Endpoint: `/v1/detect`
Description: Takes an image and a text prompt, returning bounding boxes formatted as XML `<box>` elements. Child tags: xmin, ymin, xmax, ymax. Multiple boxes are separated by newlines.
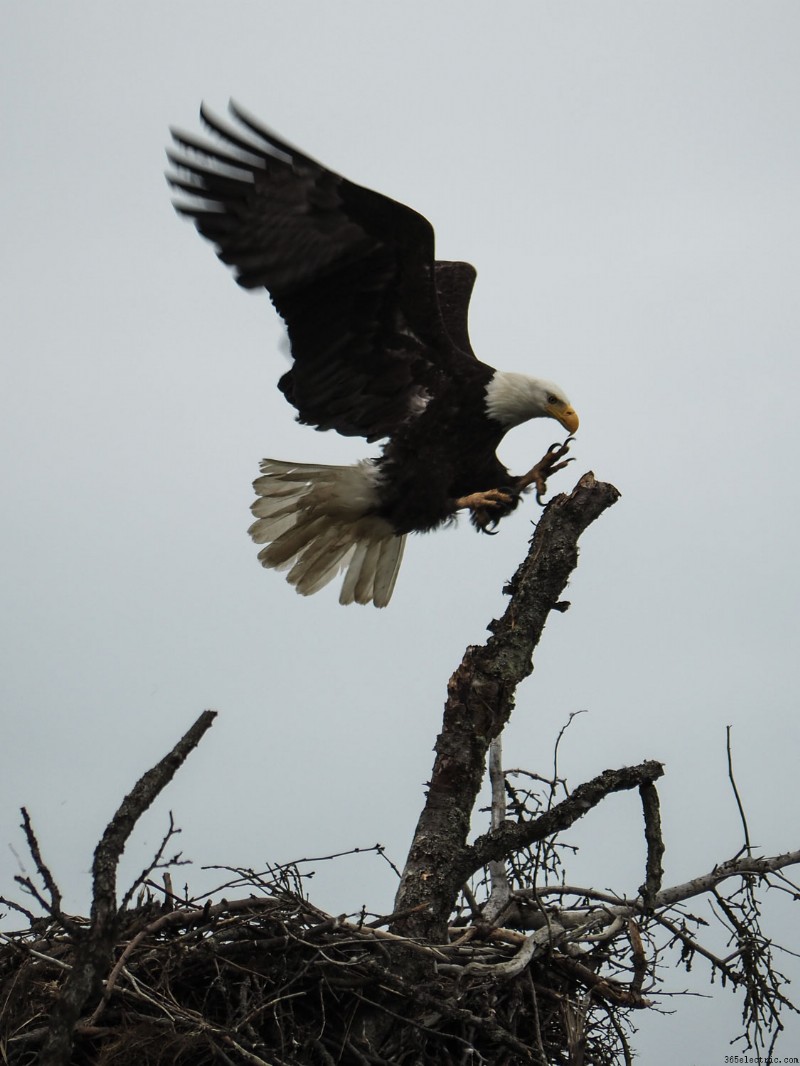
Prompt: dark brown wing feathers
<box><xmin>168</xmin><ymin>102</ymin><xmax>482</xmax><ymax>440</ymax></box>
<box><xmin>433</xmin><ymin>262</ymin><xmax>477</xmax><ymax>357</ymax></box>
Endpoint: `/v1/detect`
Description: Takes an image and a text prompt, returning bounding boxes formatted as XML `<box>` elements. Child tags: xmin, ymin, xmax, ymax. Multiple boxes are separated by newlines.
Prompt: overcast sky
<box><xmin>3</xmin><ymin>3</ymin><xmax>800</xmax><ymax>1060</ymax></box>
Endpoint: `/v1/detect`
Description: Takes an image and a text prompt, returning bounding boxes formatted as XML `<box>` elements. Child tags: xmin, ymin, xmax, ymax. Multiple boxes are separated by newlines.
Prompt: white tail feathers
<box><xmin>248</xmin><ymin>459</ymin><xmax>406</xmax><ymax>607</ymax></box>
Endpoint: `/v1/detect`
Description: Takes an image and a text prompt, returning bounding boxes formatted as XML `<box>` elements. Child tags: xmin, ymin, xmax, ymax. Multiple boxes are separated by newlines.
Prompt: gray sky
<box><xmin>3</xmin><ymin>2</ymin><xmax>800</xmax><ymax>1059</ymax></box>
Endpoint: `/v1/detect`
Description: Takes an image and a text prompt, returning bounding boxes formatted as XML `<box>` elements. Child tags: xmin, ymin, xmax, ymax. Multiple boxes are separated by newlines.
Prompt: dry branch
<box><xmin>392</xmin><ymin>472</ymin><xmax>620</xmax><ymax>940</ymax></box>
<box><xmin>638</xmin><ymin>782</ymin><xmax>665</xmax><ymax>911</ymax></box>
<box><xmin>509</xmin><ymin>850</ymin><xmax>800</xmax><ymax>930</ymax></box>
<box><xmin>468</xmin><ymin>760</ymin><xmax>664</xmax><ymax>876</ymax></box>
<box><xmin>35</xmin><ymin>710</ymin><xmax>216</xmax><ymax>1066</ymax></box>
<box><xmin>655</xmin><ymin>851</ymin><xmax>800</xmax><ymax>909</ymax></box>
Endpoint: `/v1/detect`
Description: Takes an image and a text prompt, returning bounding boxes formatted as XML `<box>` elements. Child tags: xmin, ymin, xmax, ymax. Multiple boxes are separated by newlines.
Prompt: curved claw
<box><xmin>549</xmin><ymin>435</ymin><xmax>576</xmax><ymax>453</ymax></box>
<box><xmin>518</xmin><ymin>436</ymin><xmax>578</xmax><ymax>504</ymax></box>
<box><xmin>457</xmin><ymin>487</ymin><xmax>521</xmax><ymax>534</ymax></box>
<box><xmin>535</xmin><ymin>457</ymin><xmax>576</xmax><ymax>503</ymax></box>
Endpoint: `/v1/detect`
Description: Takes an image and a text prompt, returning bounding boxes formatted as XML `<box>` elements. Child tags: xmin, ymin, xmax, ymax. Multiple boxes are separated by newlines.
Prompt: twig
<box><xmin>727</xmin><ymin>726</ymin><xmax>752</xmax><ymax>856</ymax></box>
<box><xmin>17</xmin><ymin>809</ymin><xmax>64</xmax><ymax>920</ymax></box>
<box><xmin>649</xmin><ymin>910</ymin><xmax>740</xmax><ymax>983</ymax></box>
<box><xmin>550</xmin><ymin>710</ymin><xmax>587</xmax><ymax>809</ymax></box>
<box><xmin>364</xmin><ymin>903</ymin><xmax>431</xmax><ymax>929</ymax></box>
<box><xmin>602</xmin><ymin>1000</ymin><xmax>634</xmax><ymax>1066</ymax></box>
<box><xmin>0</xmin><ymin>930</ymin><xmax>73</xmax><ymax>971</ymax></box>
<box><xmin>0</xmin><ymin>895</ymin><xmax>37</xmax><ymax>924</ymax></box>
<box><xmin>220</xmin><ymin>1034</ymin><xmax>281</xmax><ymax>1066</ymax></box>
<box><xmin>119</xmin><ymin>811</ymin><xmax>184</xmax><ymax>912</ymax></box>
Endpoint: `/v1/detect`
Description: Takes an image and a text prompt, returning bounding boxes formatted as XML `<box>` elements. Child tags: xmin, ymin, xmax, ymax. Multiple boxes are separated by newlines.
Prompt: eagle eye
<box><xmin>547</xmin><ymin>394</ymin><xmax>559</xmax><ymax>406</ymax></box>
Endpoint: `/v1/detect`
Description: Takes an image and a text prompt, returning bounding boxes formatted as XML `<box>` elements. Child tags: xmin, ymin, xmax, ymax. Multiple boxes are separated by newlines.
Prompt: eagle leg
<box><xmin>456</xmin><ymin>488</ymin><xmax>520</xmax><ymax>534</ymax></box>
<box><xmin>517</xmin><ymin>437</ymin><xmax>576</xmax><ymax>504</ymax></box>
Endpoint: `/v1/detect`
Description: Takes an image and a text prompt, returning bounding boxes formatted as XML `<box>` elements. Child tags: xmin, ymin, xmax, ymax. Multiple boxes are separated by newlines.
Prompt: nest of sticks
<box><xmin>0</xmin><ymin>874</ymin><xmax>638</xmax><ymax>1066</ymax></box>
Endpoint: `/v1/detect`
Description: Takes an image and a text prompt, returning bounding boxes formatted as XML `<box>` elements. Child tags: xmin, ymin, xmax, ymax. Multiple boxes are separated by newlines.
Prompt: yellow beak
<box><xmin>549</xmin><ymin>404</ymin><xmax>579</xmax><ymax>434</ymax></box>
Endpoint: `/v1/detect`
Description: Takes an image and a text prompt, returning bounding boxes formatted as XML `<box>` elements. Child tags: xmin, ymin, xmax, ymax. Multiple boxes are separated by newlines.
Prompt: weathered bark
<box><xmin>639</xmin><ymin>780</ymin><xmax>666</xmax><ymax>910</ymax></box>
<box><xmin>391</xmin><ymin>472</ymin><xmax>620</xmax><ymax>941</ymax></box>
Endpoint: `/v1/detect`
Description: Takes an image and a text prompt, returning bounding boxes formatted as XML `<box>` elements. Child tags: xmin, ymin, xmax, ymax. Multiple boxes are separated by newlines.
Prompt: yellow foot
<box><xmin>455</xmin><ymin>488</ymin><xmax>514</xmax><ymax>511</ymax></box>
<box><xmin>455</xmin><ymin>488</ymin><xmax>518</xmax><ymax>534</ymax></box>
<box><xmin>517</xmin><ymin>437</ymin><xmax>576</xmax><ymax>504</ymax></box>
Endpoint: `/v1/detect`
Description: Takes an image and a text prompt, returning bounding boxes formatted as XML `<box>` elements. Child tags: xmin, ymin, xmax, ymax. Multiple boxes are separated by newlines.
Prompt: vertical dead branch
<box><xmin>638</xmin><ymin>782</ymin><xmax>665</xmax><ymax>912</ymax></box>
<box><xmin>484</xmin><ymin>736</ymin><xmax>511</xmax><ymax>922</ymax></box>
<box><xmin>37</xmin><ymin>710</ymin><xmax>217</xmax><ymax>1066</ymax></box>
<box><xmin>392</xmin><ymin>473</ymin><xmax>620</xmax><ymax>940</ymax></box>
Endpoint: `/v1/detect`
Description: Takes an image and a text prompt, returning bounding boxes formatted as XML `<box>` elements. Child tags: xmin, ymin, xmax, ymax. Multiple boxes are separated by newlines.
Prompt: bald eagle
<box><xmin>167</xmin><ymin>103</ymin><xmax>578</xmax><ymax>607</ymax></box>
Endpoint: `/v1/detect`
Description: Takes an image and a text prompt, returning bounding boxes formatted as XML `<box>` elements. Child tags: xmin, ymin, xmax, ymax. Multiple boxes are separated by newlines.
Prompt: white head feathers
<box><xmin>484</xmin><ymin>371</ymin><xmax>574</xmax><ymax>430</ymax></box>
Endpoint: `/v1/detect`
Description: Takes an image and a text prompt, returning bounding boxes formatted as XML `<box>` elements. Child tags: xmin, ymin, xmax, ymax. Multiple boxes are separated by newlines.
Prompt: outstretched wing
<box><xmin>167</xmin><ymin>102</ymin><xmax>481</xmax><ymax>441</ymax></box>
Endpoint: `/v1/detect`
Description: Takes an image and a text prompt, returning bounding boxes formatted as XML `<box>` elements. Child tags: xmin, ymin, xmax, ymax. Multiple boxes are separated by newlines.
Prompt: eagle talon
<box><xmin>517</xmin><ymin>436</ymin><xmax>576</xmax><ymax>504</ymax></box>
<box><xmin>456</xmin><ymin>487</ymin><xmax>520</xmax><ymax>533</ymax></box>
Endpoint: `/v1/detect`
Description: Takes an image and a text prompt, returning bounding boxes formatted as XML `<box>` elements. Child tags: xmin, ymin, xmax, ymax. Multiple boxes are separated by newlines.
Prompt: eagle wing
<box><xmin>433</xmin><ymin>261</ymin><xmax>478</xmax><ymax>358</ymax></box>
<box><xmin>167</xmin><ymin>102</ymin><xmax>481</xmax><ymax>441</ymax></box>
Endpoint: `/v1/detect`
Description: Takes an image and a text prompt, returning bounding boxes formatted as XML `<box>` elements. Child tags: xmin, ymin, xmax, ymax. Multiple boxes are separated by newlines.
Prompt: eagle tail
<box><xmin>248</xmin><ymin>459</ymin><xmax>405</xmax><ymax>607</ymax></box>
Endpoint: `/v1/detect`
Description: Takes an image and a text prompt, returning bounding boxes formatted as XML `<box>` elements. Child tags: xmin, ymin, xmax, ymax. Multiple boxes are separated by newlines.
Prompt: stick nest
<box><xmin>1</xmin><ymin>883</ymin><xmax>633</xmax><ymax>1066</ymax></box>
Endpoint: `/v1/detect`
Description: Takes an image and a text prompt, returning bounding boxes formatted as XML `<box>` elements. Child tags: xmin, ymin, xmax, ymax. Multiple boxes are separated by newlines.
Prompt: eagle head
<box><xmin>484</xmin><ymin>371</ymin><xmax>579</xmax><ymax>434</ymax></box>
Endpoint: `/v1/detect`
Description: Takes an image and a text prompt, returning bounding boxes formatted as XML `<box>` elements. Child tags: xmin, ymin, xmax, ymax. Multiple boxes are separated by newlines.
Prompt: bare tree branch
<box><xmin>638</xmin><ymin>781</ymin><xmax>665</xmax><ymax>911</ymax></box>
<box><xmin>654</xmin><ymin>851</ymin><xmax>800</xmax><ymax>910</ymax></box>
<box><xmin>392</xmin><ymin>472</ymin><xmax>620</xmax><ymax>939</ymax></box>
<box><xmin>510</xmin><ymin>850</ymin><xmax>800</xmax><ymax>929</ymax></box>
<box><xmin>468</xmin><ymin>760</ymin><xmax>664</xmax><ymax>876</ymax></box>
<box><xmin>36</xmin><ymin>709</ymin><xmax>217</xmax><ymax>1066</ymax></box>
<box><xmin>17</xmin><ymin>808</ymin><xmax>65</xmax><ymax>916</ymax></box>
<box><xmin>12</xmin><ymin>809</ymin><xmax>85</xmax><ymax>938</ymax></box>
